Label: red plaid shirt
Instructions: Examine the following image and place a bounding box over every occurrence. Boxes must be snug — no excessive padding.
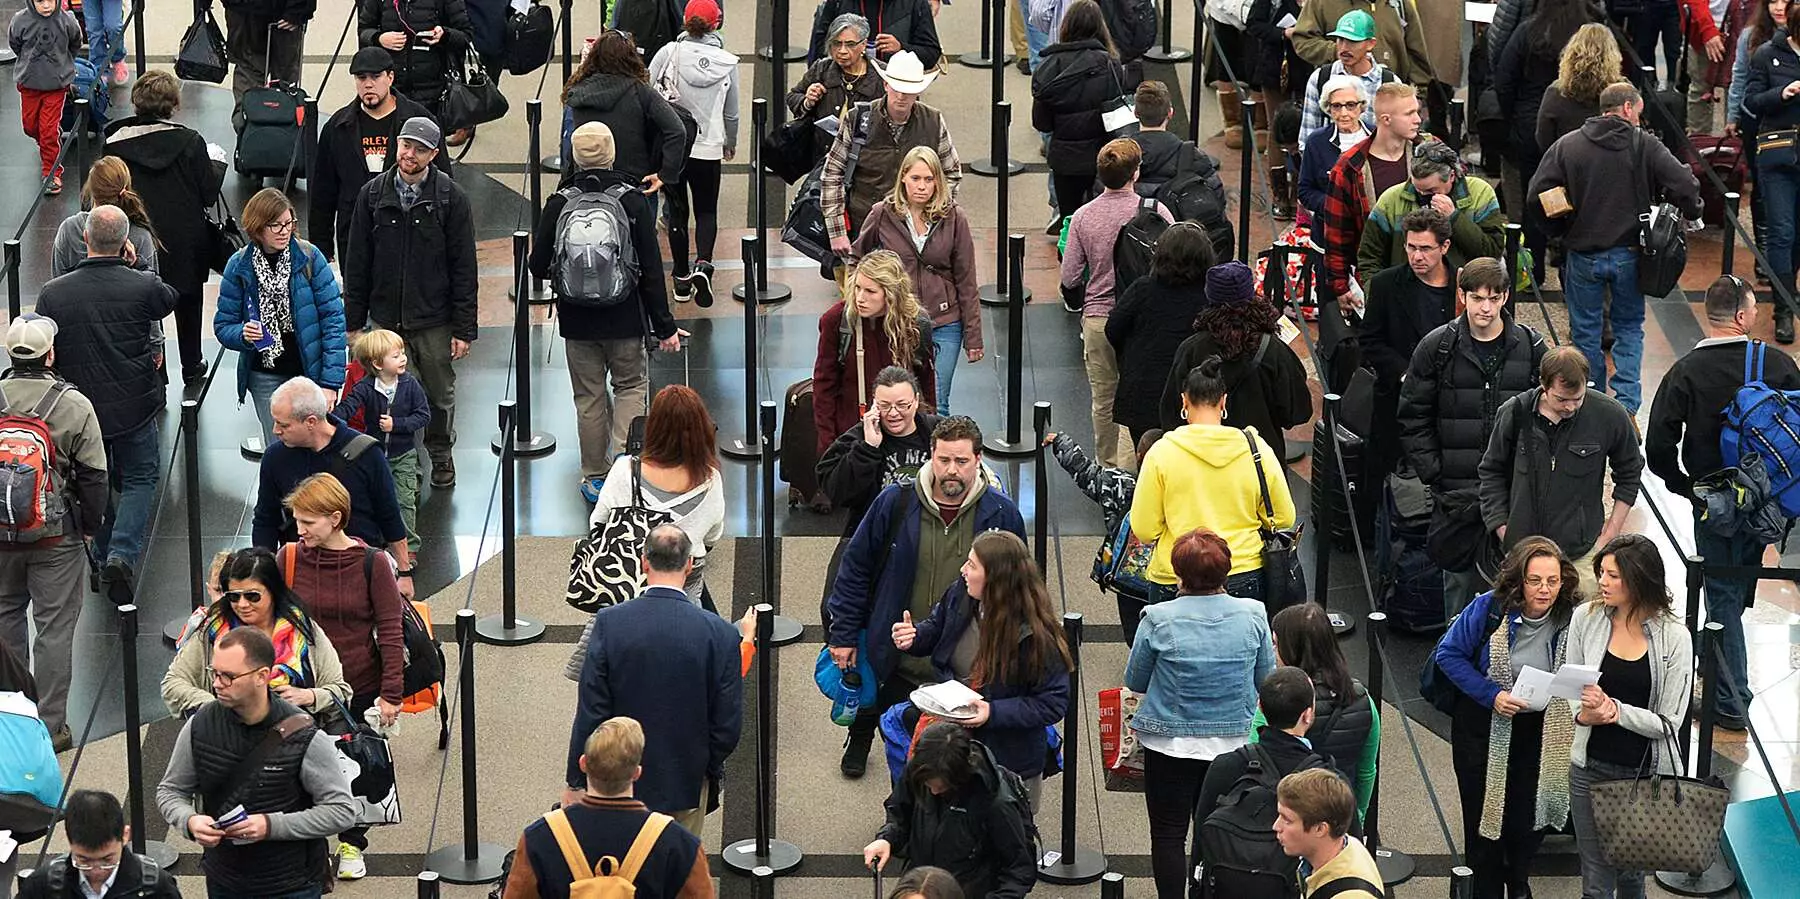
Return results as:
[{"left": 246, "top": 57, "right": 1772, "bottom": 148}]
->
[{"left": 1318, "top": 133, "right": 1427, "bottom": 297}]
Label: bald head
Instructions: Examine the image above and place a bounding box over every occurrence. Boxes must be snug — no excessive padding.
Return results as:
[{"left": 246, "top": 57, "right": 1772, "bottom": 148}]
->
[{"left": 85, "top": 205, "right": 129, "bottom": 257}]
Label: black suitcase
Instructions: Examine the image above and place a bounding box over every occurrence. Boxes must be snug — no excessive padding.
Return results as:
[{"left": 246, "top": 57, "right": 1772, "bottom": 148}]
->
[
  {"left": 1312, "top": 369, "right": 1378, "bottom": 551},
  {"left": 779, "top": 379, "right": 830, "bottom": 511},
  {"left": 1379, "top": 475, "right": 1446, "bottom": 633},
  {"left": 235, "top": 82, "right": 311, "bottom": 180}
]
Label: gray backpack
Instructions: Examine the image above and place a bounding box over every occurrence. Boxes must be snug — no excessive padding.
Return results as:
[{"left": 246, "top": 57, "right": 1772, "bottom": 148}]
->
[{"left": 552, "top": 182, "right": 639, "bottom": 307}]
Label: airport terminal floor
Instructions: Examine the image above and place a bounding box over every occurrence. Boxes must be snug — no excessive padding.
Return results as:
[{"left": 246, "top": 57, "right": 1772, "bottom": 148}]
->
[{"left": 0, "top": 1, "right": 1795, "bottom": 896}]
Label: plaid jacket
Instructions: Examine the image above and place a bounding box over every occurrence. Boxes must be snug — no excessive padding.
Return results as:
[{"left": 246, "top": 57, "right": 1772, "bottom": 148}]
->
[
  {"left": 819, "top": 99, "right": 962, "bottom": 243},
  {"left": 1319, "top": 133, "right": 1426, "bottom": 297}
]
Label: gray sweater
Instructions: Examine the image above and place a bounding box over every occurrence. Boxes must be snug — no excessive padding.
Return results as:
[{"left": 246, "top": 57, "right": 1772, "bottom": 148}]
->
[
  {"left": 1565, "top": 601, "right": 1693, "bottom": 773},
  {"left": 6, "top": 6, "right": 80, "bottom": 92},
  {"left": 156, "top": 712, "right": 358, "bottom": 842}
]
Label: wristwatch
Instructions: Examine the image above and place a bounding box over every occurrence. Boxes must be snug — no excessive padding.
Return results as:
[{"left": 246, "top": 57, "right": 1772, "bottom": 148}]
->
[{"left": 396, "top": 567, "right": 416, "bottom": 578}]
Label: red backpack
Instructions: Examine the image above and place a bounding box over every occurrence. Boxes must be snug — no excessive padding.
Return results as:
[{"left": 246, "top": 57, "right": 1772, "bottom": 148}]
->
[{"left": 0, "top": 382, "right": 72, "bottom": 548}]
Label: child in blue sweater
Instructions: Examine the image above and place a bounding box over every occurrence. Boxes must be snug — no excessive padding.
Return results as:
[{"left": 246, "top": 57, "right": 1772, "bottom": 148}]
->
[{"left": 336, "top": 329, "right": 430, "bottom": 551}]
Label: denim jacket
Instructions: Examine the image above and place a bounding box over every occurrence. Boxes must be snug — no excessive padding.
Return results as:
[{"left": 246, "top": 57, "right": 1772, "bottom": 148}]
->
[{"left": 1122, "top": 592, "right": 1274, "bottom": 737}]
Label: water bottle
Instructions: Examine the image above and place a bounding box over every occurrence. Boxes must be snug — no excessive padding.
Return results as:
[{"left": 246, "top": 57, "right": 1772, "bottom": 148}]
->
[{"left": 832, "top": 668, "right": 863, "bottom": 726}]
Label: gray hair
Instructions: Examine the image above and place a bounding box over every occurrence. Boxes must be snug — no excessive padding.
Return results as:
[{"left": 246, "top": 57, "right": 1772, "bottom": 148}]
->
[
  {"left": 1409, "top": 139, "right": 1460, "bottom": 182},
  {"left": 85, "top": 205, "right": 130, "bottom": 255},
  {"left": 1318, "top": 75, "right": 1366, "bottom": 111},
  {"left": 828, "top": 13, "right": 871, "bottom": 45},
  {"left": 642, "top": 524, "right": 693, "bottom": 574},
  {"left": 271, "top": 376, "right": 330, "bottom": 422}
]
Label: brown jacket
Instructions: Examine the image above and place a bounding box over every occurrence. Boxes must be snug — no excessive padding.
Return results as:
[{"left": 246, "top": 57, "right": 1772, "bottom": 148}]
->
[{"left": 851, "top": 202, "right": 983, "bottom": 352}]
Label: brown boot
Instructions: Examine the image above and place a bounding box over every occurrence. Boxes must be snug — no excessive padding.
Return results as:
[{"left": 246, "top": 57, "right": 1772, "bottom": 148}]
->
[
  {"left": 1220, "top": 88, "right": 1243, "bottom": 150},
  {"left": 1251, "top": 93, "right": 1270, "bottom": 152},
  {"left": 1270, "top": 163, "right": 1295, "bottom": 221}
]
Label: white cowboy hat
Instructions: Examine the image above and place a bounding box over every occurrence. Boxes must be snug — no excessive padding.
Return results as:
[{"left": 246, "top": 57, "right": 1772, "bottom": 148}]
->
[{"left": 875, "top": 51, "right": 939, "bottom": 94}]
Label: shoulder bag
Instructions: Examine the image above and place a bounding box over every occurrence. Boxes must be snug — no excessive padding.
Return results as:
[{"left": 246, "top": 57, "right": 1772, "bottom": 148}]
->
[
  {"left": 1587, "top": 716, "right": 1729, "bottom": 873},
  {"left": 565, "top": 459, "right": 685, "bottom": 615},
  {"left": 1245, "top": 429, "right": 1307, "bottom": 614},
  {"left": 439, "top": 52, "right": 510, "bottom": 134},
  {"left": 1632, "top": 130, "right": 1689, "bottom": 298},
  {"left": 176, "top": 6, "right": 229, "bottom": 84}
]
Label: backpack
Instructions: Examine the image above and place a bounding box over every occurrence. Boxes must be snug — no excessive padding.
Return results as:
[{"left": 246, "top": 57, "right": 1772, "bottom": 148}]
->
[
  {"left": 1112, "top": 197, "right": 1168, "bottom": 299},
  {"left": 552, "top": 183, "right": 641, "bottom": 308},
  {"left": 1631, "top": 132, "right": 1688, "bottom": 298},
  {"left": 0, "top": 381, "right": 73, "bottom": 548},
  {"left": 1420, "top": 598, "right": 1505, "bottom": 714},
  {"left": 1145, "top": 147, "right": 1233, "bottom": 260},
  {"left": 1722, "top": 340, "right": 1800, "bottom": 518},
  {"left": 543, "top": 807, "right": 673, "bottom": 898},
  {"left": 0, "top": 690, "right": 62, "bottom": 811},
  {"left": 502, "top": 0, "right": 555, "bottom": 75},
  {"left": 1092, "top": 510, "right": 1154, "bottom": 600},
  {"left": 44, "top": 854, "right": 166, "bottom": 896},
  {"left": 1196, "top": 744, "right": 1327, "bottom": 899},
  {"left": 1102, "top": 0, "right": 1158, "bottom": 61},
  {"left": 63, "top": 55, "right": 109, "bottom": 135}
]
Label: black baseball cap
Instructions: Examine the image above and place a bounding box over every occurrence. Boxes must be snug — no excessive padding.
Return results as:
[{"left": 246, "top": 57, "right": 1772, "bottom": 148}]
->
[{"left": 349, "top": 47, "right": 395, "bottom": 76}]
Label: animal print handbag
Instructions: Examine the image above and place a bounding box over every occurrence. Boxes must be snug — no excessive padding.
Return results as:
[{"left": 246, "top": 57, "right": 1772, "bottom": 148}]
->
[{"left": 564, "top": 458, "right": 677, "bottom": 614}]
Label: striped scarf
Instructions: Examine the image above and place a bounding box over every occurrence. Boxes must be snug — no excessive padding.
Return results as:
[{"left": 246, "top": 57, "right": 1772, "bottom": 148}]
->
[
  {"left": 202, "top": 614, "right": 315, "bottom": 689},
  {"left": 1479, "top": 614, "right": 1574, "bottom": 840}
]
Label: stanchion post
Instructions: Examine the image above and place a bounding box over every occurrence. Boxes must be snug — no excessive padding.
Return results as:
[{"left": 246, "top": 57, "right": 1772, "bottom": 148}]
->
[
  {"left": 979, "top": 101, "right": 1030, "bottom": 305},
  {"left": 477, "top": 401, "right": 545, "bottom": 645},
  {"left": 1450, "top": 866, "right": 1474, "bottom": 899},
  {"left": 117, "top": 604, "right": 179, "bottom": 869},
  {"left": 73, "top": 98, "right": 90, "bottom": 179},
  {"left": 1144, "top": 0, "right": 1191, "bottom": 61},
  {"left": 1504, "top": 223, "right": 1523, "bottom": 289},
  {"left": 417, "top": 871, "right": 441, "bottom": 898},
  {"left": 1039, "top": 612, "right": 1107, "bottom": 883},
  {"left": 752, "top": 866, "right": 775, "bottom": 898},
  {"left": 984, "top": 235, "right": 1035, "bottom": 457},
  {"left": 1313, "top": 394, "right": 1338, "bottom": 610},
  {"left": 1723, "top": 191, "right": 1740, "bottom": 276},
  {"left": 1188, "top": 4, "right": 1204, "bottom": 143},
  {"left": 1033, "top": 402, "right": 1052, "bottom": 570},
  {"left": 133, "top": 4, "right": 145, "bottom": 76},
  {"left": 301, "top": 96, "right": 319, "bottom": 187},
  {"left": 1237, "top": 97, "right": 1254, "bottom": 262},
  {"left": 516, "top": 100, "right": 554, "bottom": 304},
  {"left": 5, "top": 239, "right": 20, "bottom": 325},
  {"left": 424, "top": 610, "right": 508, "bottom": 883},
  {"left": 759, "top": 401, "right": 803, "bottom": 645},
  {"left": 971, "top": 0, "right": 1022, "bottom": 176},
  {"left": 958, "top": 0, "right": 1010, "bottom": 68},
  {"left": 491, "top": 232, "right": 557, "bottom": 456},
  {"left": 723, "top": 602, "right": 804, "bottom": 874},
  {"left": 722, "top": 235, "right": 764, "bottom": 460},
  {"left": 541, "top": 0, "right": 575, "bottom": 171},
  {"left": 1363, "top": 612, "right": 1416, "bottom": 886},
  {"left": 734, "top": 100, "right": 793, "bottom": 304},
  {"left": 1100, "top": 872, "right": 1127, "bottom": 898},
  {"left": 757, "top": 0, "right": 805, "bottom": 63},
  {"left": 166, "top": 398, "right": 203, "bottom": 645},
  {"left": 1448, "top": 97, "right": 1466, "bottom": 153}
]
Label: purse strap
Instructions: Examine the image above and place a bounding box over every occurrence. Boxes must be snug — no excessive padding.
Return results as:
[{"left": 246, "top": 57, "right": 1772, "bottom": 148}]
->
[{"left": 1243, "top": 429, "right": 1276, "bottom": 533}]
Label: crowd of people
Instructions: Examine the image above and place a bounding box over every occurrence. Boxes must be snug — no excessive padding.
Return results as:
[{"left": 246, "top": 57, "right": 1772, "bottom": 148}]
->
[{"left": 0, "top": 0, "right": 1790, "bottom": 897}]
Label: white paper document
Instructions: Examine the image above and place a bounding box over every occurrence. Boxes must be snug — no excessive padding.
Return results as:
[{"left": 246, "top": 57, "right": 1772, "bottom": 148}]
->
[
  {"left": 912, "top": 680, "right": 984, "bottom": 719},
  {"left": 1276, "top": 13, "right": 1298, "bottom": 29},
  {"left": 1509, "top": 664, "right": 1601, "bottom": 711},
  {"left": 1511, "top": 666, "right": 1555, "bottom": 710},
  {"left": 1466, "top": 3, "right": 1498, "bottom": 24},
  {"left": 1549, "top": 663, "right": 1602, "bottom": 700}
]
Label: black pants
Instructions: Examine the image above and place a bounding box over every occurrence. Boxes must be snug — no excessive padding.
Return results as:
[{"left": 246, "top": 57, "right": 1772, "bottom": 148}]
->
[
  {"left": 1143, "top": 747, "right": 1211, "bottom": 899},
  {"left": 1053, "top": 172, "right": 1097, "bottom": 224},
  {"left": 847, "top": 671, "right": 920, "bottom": 743},
  {"left": 667, "top": 157, "right": 723, "bottom": 278},
  {"left": 1451, "top": 695, "right": 1549, "bottom": 899},
  {"left": 176, "top": 289, "right": 204, "bottom": 372},
  {"left": 339, "top": 692, "right": 381, "bottom": 850}
]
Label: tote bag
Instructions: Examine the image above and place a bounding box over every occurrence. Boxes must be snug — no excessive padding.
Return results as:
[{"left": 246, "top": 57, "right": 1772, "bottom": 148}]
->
[{"left": 1588, "top": 718, "right": 1730, "bottom": 873}]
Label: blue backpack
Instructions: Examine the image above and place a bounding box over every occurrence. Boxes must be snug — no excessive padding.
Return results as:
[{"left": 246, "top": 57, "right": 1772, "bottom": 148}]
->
[
  {"left": 1091, "top": 512, "right": 1154, "bottom": 601},
  {"left": 1721, "top": 340, "right": 1800, "bottom": 518},
  {"left": 62, "top": 56, "right": 109, "bottom": 135},
  {"left": 0, "top": 692, "right": 62, "bottom": 809}
]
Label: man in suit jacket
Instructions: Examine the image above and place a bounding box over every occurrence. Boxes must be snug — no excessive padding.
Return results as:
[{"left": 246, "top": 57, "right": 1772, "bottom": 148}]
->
[{"left": 564, "top": 525, "right": 744, "bottom": 835}]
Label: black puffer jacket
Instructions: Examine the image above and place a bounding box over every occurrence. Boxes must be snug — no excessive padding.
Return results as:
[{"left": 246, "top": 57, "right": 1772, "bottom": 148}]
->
[
  {"left": 309, "top": 91, "right": 441, "bottom": 261},
  {"left": 1397, "top": 317, "right": 1546, "bottom": 492},
  {"left": 878, "top": 742, "right": 1039, "bottom": 899},
  {"left": 1105, "top": 276, "right": 1204, "bottom": 435},
  {"left": 565, "top": 72, "right": 689, "bottom": 187},
  {"left": 221, "top": 0, "right": 316, "bottom": 23},
  {"left": 342, "top": 166, "right": 479, "bottom": 340},
  {"left": 1031, "top": 39, "right": 1128, "bottom": 177},
  {"left": 101, "top": 116, "right": 222, "bottom": 297},
  {"left": 34, "top": 258, "right": 179, "bottom": 438},
  {"left": 357, "top": 0, "right": 473, "bottom": 104}
]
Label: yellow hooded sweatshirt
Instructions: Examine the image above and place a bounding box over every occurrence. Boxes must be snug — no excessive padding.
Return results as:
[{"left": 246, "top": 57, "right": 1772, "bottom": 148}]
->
[{"left": 1129, "top": 423, "right": 1296, "bottom": 582}]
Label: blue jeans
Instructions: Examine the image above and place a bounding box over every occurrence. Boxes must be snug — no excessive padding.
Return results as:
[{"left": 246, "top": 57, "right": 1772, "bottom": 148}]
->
[
  {"left": 83, "top": 0, "right": 125, "bottom": 67},
  {"left": 1693, "top": 509, "right": 1760, "bottom": 719},
  {"left": 1562, "top": 247, "right": 1646, "bottom": 413},
  {"left": 1020, "top": 0, "right": 1050, "bottom": 71},
  {"left": 932, "top": 321, "right": 962, "bottom": 413},
  {"left": 98, "top": 419, "right": 160, "bottom": 570},
  {"left": 1570, "top": 758, "right": 1652, "bottom": 899},
  {"left": 1757, "top": 160, "right": 1800, "bottom": 301},
  {"left": 245, "top": 368, "right": 286, "bottom": 446}
]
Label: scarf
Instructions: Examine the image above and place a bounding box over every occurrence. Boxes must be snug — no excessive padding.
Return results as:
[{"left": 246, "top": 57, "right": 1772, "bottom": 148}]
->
[
  {"left": 250, "top": 246, "right": 296, "bottom": 369},
  {"left": 199, "top": 614, "right": 315, "bottom": 689},
  {"left": 1479, "top": 611, "right": 1573, "bottom": 840}
]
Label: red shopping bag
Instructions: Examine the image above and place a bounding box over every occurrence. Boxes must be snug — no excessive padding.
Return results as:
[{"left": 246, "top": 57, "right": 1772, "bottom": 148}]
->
[{"left": 1098, "top": 687, "right": 1144, "bottom": 792}]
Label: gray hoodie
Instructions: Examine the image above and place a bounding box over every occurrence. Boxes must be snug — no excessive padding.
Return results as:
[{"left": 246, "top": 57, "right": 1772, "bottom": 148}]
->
[
  {"left": 647, "top": 32, "right": 740, "bottom": 161},
  {"left": 7, "top": 4, "right": 80, "bottom": 92}
]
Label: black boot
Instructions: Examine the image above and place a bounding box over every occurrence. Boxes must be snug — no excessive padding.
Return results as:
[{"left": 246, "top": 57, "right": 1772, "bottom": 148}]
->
[
  {"left": 1777, "top": 311, "right": 1794, "bottom": 344},
  {"left": 840, "top": 730, "right": 873, "bottom": 778}
]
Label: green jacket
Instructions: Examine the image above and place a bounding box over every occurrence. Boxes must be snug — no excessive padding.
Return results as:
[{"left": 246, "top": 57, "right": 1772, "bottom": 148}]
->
[{"left": 1357, "top": 174, "right": 1506, "bottom": 284}]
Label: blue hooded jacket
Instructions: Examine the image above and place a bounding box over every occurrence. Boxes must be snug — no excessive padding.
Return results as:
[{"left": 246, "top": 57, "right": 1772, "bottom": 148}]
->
[
  {"left": 1432, "top": 589, "right": 1570, "bottom": 710},
  {"left": 214, "top": 237, "right": 348, "bottom": 401}
]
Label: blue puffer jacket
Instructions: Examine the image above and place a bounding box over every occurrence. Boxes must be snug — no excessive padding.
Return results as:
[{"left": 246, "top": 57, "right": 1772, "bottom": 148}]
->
[
  {"left": 905, "top": 584, "right": 1070, "bottom": 778},
  {"left": 214, "top": 238, "right": 348, "bottom": 402},
  {"left": 827, "top": 480, "right": 1027, "bottom": 682},
  {"left": 1432, "top": 589, "right": 1570, "bottom": 710}
]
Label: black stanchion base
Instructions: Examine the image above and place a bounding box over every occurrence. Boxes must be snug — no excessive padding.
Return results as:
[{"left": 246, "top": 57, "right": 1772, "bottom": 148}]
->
[
  {"left": 163, "top": 616, "right": 191, "bottom": 646},
  {"left": 756, "top": 44, "right": 807, "bottom": 62},
  {"left": 768, "top": 615, "right": 804, "bottom": 646},
  {"left": 1143, "top": 46, "right": 1193, "bottom": 62},
  {"left": 720, "top": 433, "right": 763, "bottom": 460},
  {"left": 139, "top": 840, "right": 179, "bottom": 871},
  {"left": 539, "top": 155, "right": 563, "bottom": 174},
  {"left": 732, "top": 282, "right": 795, "bottom": 305},
  {"left": 978, "top": 283, "right": 1034, "bottom": 307},
  {"left": 1283, "top": 438, "right": 1310, "bottom": 464},
  {"left": 721, "top": 838, "right": 804, "bottom": 875},
  {"left": 958, "top": 51, "right": 1016, "bottom": 69},
  {"left": 983, "top": 435, "right": 1038, "bottom": 458},
  {"left": 423, "top": 843, "right": 509, "bottom": 885},
  {"left": 1373, "top": 847, "right": 1416, "bottom": 887},
  {"left": 474, "top": 614, "right": 547, "bottom": 646},
  {"left": 509, "top": 281, "right": 557, "bottom": 307},
  {"left": 969, "top": 157, "right": 1026, "bottom": 177},
  {"left": 489, "top": 430, "right": 557, "bottom": 457},
  {"left": 240, "top": 436, "right": 265, "bottom": 460},
  {"left": 1655, "top": 862, "right": 1737, "bottom": 896},
  {"left": 1036, "top": 845, "right": 1106, "bottom": 884},
  {"left": 1328, "top": 612, "right": 1355, "bottom": 637}
]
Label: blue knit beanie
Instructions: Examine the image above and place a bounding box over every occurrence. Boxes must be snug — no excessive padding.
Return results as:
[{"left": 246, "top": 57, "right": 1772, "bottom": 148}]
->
[{"left": 1204, "top": 261, "right": 1255, "bottom": 305}]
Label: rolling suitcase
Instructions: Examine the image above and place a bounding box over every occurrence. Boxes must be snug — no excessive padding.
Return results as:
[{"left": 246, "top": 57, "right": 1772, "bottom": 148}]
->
[
  {"left": 1379, "top": 473, "right": 1446, "bottom": 632},
  {"left": 779, "top": 379, "right": 830, "bottom": 511}
]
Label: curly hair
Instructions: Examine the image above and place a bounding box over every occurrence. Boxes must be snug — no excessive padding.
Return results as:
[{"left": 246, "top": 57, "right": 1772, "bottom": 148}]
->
[
  {"left": 1490, "top": 535, "right": 1583, "bottom": 614},
  {"left": 1557, "top": 23, "right": 1623, "bottom": 107},
  {"left": 846, "top": 250, "right": 924, "bottom": 364},
  {"left": 1192, "top": 296, "right": 1281, "bottom": 360}
]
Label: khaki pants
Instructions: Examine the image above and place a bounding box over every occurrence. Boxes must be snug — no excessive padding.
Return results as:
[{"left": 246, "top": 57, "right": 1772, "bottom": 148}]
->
[
  {"left": 1080, "top": 316, "right": 1133, "bottom": 471},
  {"left": 1009, "top": 0, "right": 1027, "bottom": 56},
  {"left": 1687, "top": 50, "right": 1721, "bottom": 135},
  {"left": 566, "top": 337, "right": 650, "bottom": 479}
]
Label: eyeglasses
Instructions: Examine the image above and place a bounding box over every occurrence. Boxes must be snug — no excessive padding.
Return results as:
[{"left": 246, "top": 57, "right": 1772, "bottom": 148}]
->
[
  {"left": 207, "top": 666, "right": 267, "bottom": 686},
  {"left": 1325, "top": 101, "right": 1365, "bottom": 111},
  {"left": 223, "top": 589, "right": 267, "bottom": 605},
  {"left": 69, "top": 856, "right": 121, "bottom": 872},
  {"left": 267, "top": 219, "right": 297, "bottom": 234},
  {"left": 874, "top": 400, "right": 916, "bottom": 416},
  {"left": 1523, "top": 576, "right": 1562, "bottom": 589},
  {"left": 830, "top": 39, "right": 864, "bottom": 49}
]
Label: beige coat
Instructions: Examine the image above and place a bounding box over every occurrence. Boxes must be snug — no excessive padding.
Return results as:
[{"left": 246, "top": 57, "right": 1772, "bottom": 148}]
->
[{"left": 161, "top": 617, "right": 353, "bottom": 719}]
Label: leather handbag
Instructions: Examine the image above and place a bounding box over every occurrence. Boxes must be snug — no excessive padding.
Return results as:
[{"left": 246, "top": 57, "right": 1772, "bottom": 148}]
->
[
  {"left": 206, "top": 197, "right": 247, "bottom": 276},
  {"left": 176, "top": 8, "right": 229, "bottom": 84},
  {"left": 1245, "top": 429, "right": 1306, "bottom": 614},
  {"left": 439, "top": 53, "right": 509, "bottom": 133},
  {"left": 1588, "top": 718, "right": 1730, "bottom": 873}
]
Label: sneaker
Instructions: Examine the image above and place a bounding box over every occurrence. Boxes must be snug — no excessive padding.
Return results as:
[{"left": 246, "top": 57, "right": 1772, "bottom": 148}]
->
[
  {"left": 691, "top": 261, "right": 715, "bottom": 308},
  {"left": 430, "top": 455, "right": 456, "bottom": 488},
  {"left": 673, "top": 274, "right": 694, "bottom": 303},
  {"left": 100, "top": 558, "right": 134, "bottom": 607},
  {"left": 579, "top": 476, "right": 605, "bottom": 504},
  {"left": 182, "top": 363, "right": 209, "bottom": 387},
  {"left": 44, "top": 176, "right": 60, "bottom": 196},
  {"left": 50, "top": 725, "right": 71, "bottom": 753},
  {"left": 337, "top": 845, "right": 367, "bottom": 880},
  {"left": 1043, "top": 212, "right": 1063, "bottom": 236},
  {"left": 840, "top": 731, "right": 873, "bottom": 779},
  {"left": 111, "top": 61, "right": 128, "bottom": 85}
]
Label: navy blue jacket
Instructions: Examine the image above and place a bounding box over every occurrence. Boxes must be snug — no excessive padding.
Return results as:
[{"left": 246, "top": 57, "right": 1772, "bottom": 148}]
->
[
  {"left": 1432, "top": 590, "right": 1569, "bottom": 710},
  {"left": 334, "top": 373, "right": 431, "bottom": 458},
  {"left": 565, "top": 585, "right": 744, "bottom": 814},
  {"left": 906, "top": 585, "right": 1070, "bottom": 778},
  {"left": 1299, "top": 126, "right": 1349, "bottom": 215},
  {"left": 827, "top": 482, "right": 1027, "bottom": 681},
  {"left": 251, "top": 415, "right": 407, "bottom": 549}
]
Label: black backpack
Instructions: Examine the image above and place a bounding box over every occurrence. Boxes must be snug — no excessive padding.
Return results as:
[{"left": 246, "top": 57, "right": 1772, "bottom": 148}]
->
[
  {"left": 1146, "top": 147, "right": 1234, "bottom": 260},
  {"left": 1197, "top": 744, "right": 1329, "bottom": 899},
  {"left": 1112, "top": 197, "right": 1169, "bottom": 298},
  {"left": 1631, "top": 130, "right": 1688, "bottom": 298},
  {"left": 503, "top": 0, "right": 555, "bottom": 75},
  {"left": 1102, "top": 0, "right": 1158, "bottom": 62}
]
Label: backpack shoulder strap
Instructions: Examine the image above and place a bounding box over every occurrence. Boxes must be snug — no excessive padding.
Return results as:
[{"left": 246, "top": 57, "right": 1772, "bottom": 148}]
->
[
  {"left": 279, "top": 543, "right": 298, "bottom": 587},
  {"left": 1432, "top": 321, "right": 1459, "bottom": 377},
  {"left": 340, "top": 433, "right": 380, "bottom": 463},
  {"left": 26, "top": 380, "right": 72, "bottom": 421},
  {"left": 363, "top": 545, "right": 377, "bottom": 591},
  {"left": 543, "top": 808, "right": 596, "bottom": 880},
  {"left": 617, "top": 812, "right": 674, "bottom": 883},
  {"left": 1310, "top": 875, "right": 1386, "bottom": 899},
  {"left": 1747, "top": 339, "right": 1765, "bottom": 385}
]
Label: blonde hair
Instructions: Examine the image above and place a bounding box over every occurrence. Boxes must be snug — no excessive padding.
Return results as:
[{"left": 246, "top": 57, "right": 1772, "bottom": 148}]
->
[
  {"left": 886, "top": 146, "right": 952, "bottom": 223},
  {"left": 353, "top": 329, "right": 407, "bottom": 370},
  {"left": 583, "top": 717, "right": 645, "bottom": 795},
  {"left": 846, "top": 251, "right": 923, "bottom": 365},
  {"left": 1557, "top": 23, "right": 1623, "bottom": 107},
  {"left": 240, "top": 188, "right": 294, "bottom": 241},
  {"left": 283, "top": 473, "right": 353, "bottom": 531}
]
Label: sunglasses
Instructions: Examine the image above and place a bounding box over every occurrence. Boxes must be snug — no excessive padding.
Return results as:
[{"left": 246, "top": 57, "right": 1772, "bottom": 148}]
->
[{"left": 223, "top": 589, "right": 267, "bottom": 605}]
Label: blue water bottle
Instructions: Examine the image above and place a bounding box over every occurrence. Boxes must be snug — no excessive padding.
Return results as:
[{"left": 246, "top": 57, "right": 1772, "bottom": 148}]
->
[{"left": 832, "top": 668, "right": 863, "bottom": 726}]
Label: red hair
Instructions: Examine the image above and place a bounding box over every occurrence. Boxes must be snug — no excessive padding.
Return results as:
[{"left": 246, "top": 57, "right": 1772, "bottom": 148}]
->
[
  {"left": 641, "top": 385, "right": 719, "bottom": 486},
  {"left": 1171, "top": 528, "right": 1232, "bottom": 594}
]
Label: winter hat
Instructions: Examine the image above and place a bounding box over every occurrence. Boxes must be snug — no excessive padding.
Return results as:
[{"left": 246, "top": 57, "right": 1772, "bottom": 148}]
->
[
  {"left": 683, "top": 0, "right": 722, "bottom": 28},
  {"left": 571, "top": 122, "right": 616, "bottom": 170},
  {"left": 1205, "top": 261, "right": 1256, "bottom": 305}
]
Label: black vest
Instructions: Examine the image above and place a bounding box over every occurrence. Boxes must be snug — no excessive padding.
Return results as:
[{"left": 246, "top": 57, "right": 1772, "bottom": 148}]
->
[
  {"left": 1305, "top": 681, "right": 1376, "bottom": 786},
  {"left": 188, "top": 695, "right": 325, "bottom": 894}
]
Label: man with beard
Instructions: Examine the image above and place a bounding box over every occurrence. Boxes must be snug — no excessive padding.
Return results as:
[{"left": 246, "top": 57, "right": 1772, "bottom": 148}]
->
[
  {"left": 311, "top": 47, "right": 442, "bottom": 262},
  {"left": 824, "top": 416, "right": 1025, "bottom": 778},
  {"left": 345, "top": 116, "right": 477, "bottom": 489}
]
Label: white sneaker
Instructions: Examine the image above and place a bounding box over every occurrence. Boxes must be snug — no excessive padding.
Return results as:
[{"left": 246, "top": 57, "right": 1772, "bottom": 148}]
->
[{"left": 337, "top": 844, "right": 367, "bottom": 880}]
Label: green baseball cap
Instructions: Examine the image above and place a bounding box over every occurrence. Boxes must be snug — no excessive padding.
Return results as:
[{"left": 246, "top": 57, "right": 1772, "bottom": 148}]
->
[{"left": 1328, "top": 10, "right": 1377, "bottom": 42}]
